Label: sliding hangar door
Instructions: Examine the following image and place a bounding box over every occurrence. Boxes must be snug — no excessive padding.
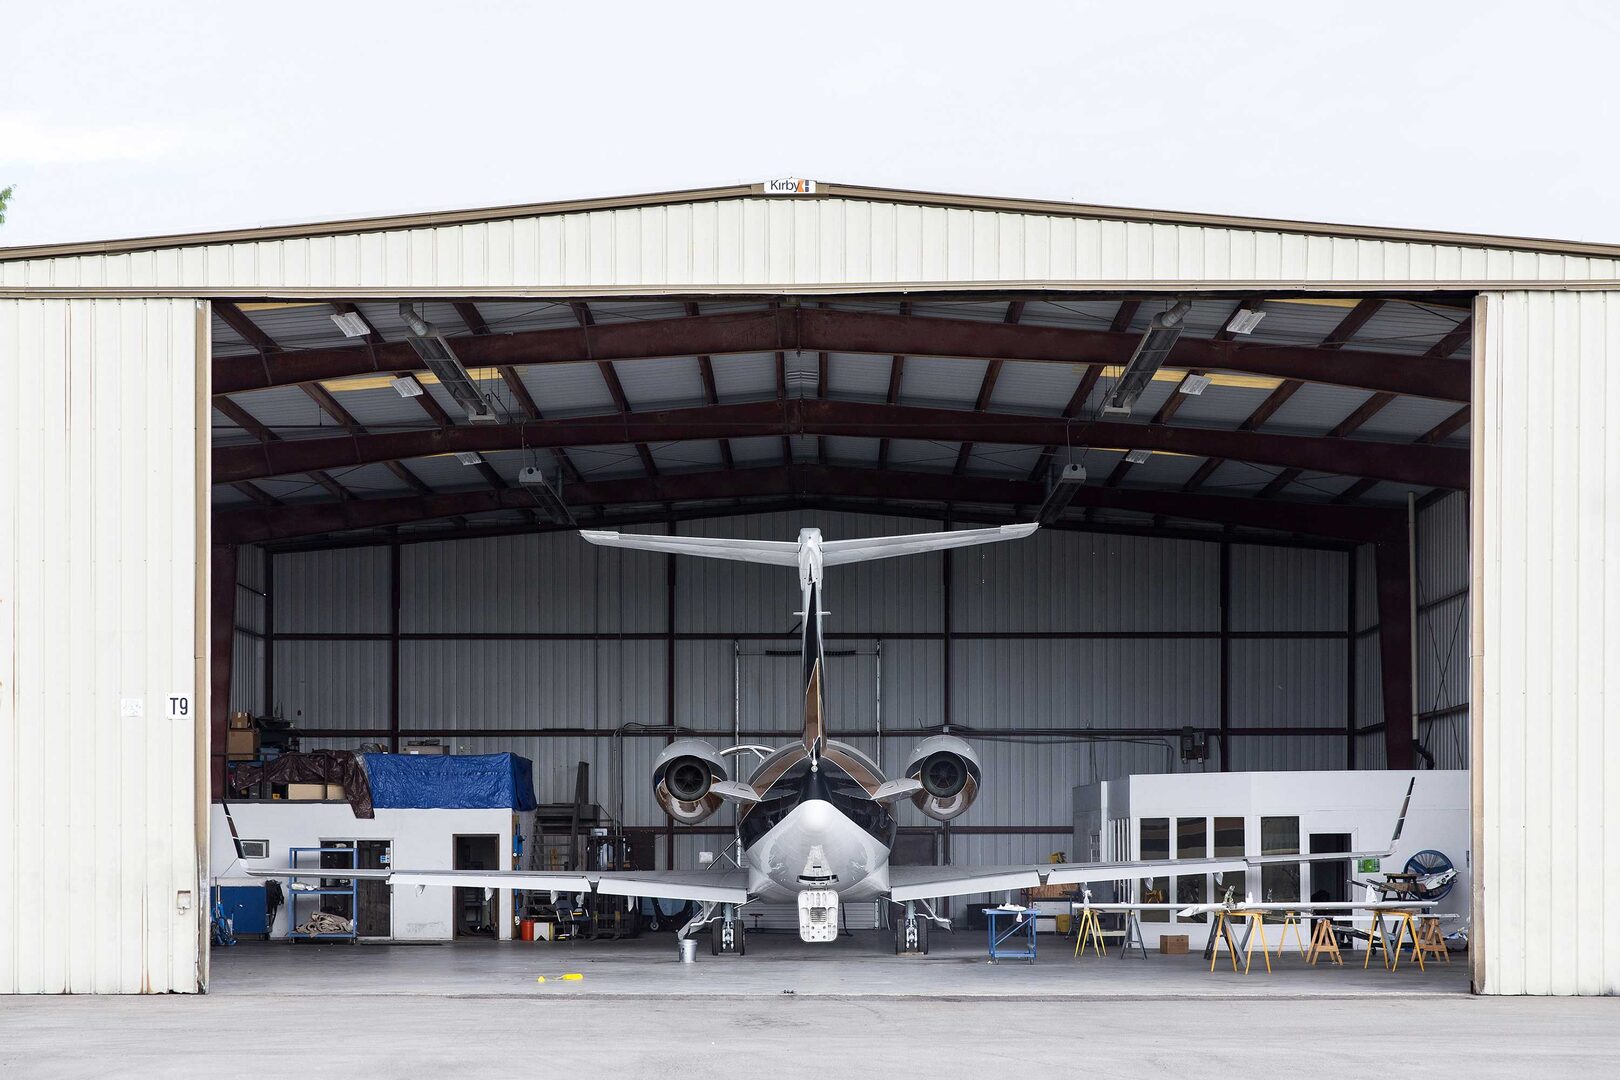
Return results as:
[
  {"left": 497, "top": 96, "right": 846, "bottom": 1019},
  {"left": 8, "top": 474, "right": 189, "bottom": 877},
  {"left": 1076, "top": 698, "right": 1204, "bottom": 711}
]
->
[{"left": 1, "top": 185, "right": 1617, "bottom": 994}]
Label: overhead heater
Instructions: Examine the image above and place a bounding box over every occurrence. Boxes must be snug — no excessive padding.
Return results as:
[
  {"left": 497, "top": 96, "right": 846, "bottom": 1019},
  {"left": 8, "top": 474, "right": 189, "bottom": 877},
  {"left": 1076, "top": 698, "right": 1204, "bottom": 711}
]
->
[
  {"left": 399, "top": 303, "right": 495, "bottom": 423},
  {"left": 1036, "top": 462, "right": 1087, "bottom": 525},
  {"left": 1100, "top": 300, "right": 1192, "bottom": 416}
]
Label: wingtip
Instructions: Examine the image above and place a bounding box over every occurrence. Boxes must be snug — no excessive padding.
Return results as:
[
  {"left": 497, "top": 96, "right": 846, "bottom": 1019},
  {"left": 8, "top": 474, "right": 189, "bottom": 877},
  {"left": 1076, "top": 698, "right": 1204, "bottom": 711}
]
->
[
  {"left": 1002, "top": 522, "right": 1040, "bottom": 536},
  {"left": 578, "top": 529, "right": 620, "bottom": 545}
]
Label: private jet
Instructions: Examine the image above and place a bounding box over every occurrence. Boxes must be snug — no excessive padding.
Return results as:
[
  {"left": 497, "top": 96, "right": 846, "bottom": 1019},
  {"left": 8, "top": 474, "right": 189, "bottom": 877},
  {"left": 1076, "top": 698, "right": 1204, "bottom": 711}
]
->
[{"left": 249, "top": 523, "right": 1413, "bottom": 955}]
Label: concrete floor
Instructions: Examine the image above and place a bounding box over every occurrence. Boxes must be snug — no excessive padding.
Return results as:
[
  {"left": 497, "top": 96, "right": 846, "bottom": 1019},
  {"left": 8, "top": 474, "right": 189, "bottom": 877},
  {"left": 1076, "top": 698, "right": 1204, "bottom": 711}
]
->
[
  {"left": 210, "top": 929, "right": 1473, "bottom": 998},
  {"left": 6, "top": 935, "right": 1617, "bottom": 1079}
]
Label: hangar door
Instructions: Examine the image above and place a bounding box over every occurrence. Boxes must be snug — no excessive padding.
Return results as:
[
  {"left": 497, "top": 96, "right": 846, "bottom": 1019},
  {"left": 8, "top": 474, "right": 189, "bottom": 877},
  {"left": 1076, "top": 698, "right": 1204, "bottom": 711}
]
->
[
  {"left": 0, "top": 298, "right": 207, "bottom": 993},
  {"left": 1477, "top": 290, "right": 1620, "bottom": 995}
]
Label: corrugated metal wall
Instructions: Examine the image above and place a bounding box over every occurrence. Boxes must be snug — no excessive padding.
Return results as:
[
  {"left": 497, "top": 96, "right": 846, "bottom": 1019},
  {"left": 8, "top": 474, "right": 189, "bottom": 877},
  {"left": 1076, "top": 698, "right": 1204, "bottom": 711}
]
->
[
  {"left": 7, "top": 196, "right": 1618, "bottom": 296},
  {"left": 0, "top": 298, "right": 203, "bottom": 993},
  {"left": 264, "top": 513, "right": 1364, "bottom": 866},
  {"left": 1349, "top": 493, "right": 1471, "bottom": 772},
  {"left": 231, "top": 545, "right": 265, "bottom": 715},
  {"left": 1478, "top": 291, "right": 1620, "bottom": 995}
]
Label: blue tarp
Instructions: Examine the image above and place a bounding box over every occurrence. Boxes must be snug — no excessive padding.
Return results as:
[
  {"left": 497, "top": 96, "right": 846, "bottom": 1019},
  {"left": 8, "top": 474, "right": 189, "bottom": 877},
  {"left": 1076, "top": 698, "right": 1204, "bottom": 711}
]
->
[{"left": 362, "top": 753, "right": 537, "bottom": 811}]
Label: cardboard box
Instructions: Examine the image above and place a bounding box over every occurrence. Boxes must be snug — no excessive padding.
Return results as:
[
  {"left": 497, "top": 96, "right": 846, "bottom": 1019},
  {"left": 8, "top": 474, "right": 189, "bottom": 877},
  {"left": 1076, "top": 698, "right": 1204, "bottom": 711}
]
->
[
  {"left": 286, "top": 783, "right": 326, "bottom": 801},
  {"left": 326, "top": 784, "right": 346, "bottom": 801},
  {"left": 226, "top": 729, "right": 259, "bottom": 760},
  {"left": 229, "top": 711, "right": 254, "bottom": 730},
  {"left": 1160, "top": 934, "right": 1190, "bottom": 955}
]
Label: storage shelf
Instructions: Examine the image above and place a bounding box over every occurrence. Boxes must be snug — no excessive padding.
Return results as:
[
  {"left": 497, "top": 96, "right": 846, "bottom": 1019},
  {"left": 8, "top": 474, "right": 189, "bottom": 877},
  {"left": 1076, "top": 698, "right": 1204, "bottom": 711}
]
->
[{"left": 286, "top": 846, "right": 358, "bottom": 942}]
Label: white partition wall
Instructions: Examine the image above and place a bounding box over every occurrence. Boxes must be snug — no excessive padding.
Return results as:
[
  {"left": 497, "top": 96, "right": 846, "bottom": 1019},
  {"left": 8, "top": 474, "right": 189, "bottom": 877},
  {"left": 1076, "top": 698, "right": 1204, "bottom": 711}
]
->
[
  {"left": 1477, "top": 291, "right": 1620, "bottom": 995},
  {"left": 0, "top": 298, "right": 207, "bottom": 993}
]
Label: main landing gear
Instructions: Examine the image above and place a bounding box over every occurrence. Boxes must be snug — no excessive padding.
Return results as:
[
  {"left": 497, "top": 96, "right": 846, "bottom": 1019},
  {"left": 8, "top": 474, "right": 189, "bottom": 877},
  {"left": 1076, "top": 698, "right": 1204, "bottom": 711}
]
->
[{"left": 711, "top": 903, "right": 746, "bottom": 955}]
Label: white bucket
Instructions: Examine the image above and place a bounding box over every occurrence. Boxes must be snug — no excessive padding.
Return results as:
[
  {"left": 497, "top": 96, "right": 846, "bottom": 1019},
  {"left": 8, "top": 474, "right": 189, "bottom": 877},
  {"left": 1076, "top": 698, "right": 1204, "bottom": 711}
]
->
[{"left": 678, "top": 937, "right": 697, "bottom": 963}]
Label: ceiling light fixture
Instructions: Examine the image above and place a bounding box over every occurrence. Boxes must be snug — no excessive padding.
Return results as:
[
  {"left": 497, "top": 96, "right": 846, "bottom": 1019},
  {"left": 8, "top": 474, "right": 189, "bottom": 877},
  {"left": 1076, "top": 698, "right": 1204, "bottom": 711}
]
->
[
  {"left": 455, "top": 452, "right": 483, "bottom": 466},
  {"left": 390, "top": 375, "right": 424, "bottom": 398},
  {"left": 1124, "top": 449, "right": 1152, "bottom": 465},
  {"left": 400, "top": 303, "right": 494, "bottom": 423},
  {"left": 1178, "top": 373, "right": 1211, "bottom": 396},
  {"left": 330, "top": 309, "right": 371, "bottom": 338},
  {"left": 1224, "top": 307, "right": 1267, "bottom": 335},
  {"left": 1101, "top": 300, "right": 1192, "bottom": 416}
]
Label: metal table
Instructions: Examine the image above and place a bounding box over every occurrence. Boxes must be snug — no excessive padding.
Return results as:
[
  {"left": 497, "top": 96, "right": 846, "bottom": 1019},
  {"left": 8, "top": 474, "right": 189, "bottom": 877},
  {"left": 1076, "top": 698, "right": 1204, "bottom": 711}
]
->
[{"left": 984, "top": 907, "right": 1037, "bottom": 962}]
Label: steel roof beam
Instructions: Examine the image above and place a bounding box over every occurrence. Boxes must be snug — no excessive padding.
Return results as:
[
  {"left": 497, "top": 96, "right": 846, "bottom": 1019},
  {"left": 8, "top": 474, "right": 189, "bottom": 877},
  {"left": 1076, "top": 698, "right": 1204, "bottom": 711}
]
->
[
  {"left": 215, "top": 463, "right": 1407, "bottom": 546},
  {"left": 212, "top": 398, "right": 1466, "bottom": 490},
  {"left": 214, "top": 307, "right": 1470, "bottom": 402}
]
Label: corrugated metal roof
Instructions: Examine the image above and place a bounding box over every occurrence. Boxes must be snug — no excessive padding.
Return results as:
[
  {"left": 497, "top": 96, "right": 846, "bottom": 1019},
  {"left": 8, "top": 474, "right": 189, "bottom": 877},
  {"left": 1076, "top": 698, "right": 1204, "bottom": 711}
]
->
[
  {"left": 826, "top": 352, "right": 891, "bottom": 400},
  {"left": 1352, "top": 396, "right": 1462, "bottom": 441},
  {"left": 519, "top": 361, "right": 615, "bottom": 415},
  {"left": 986, "top": 360, "right": 1086, "bottom": 412},
  {"left": 709, "top": 352, "right": 779, "bottom": 400},
  {"left": 899, "top": 356, "right": 988, "bottom": 408},
  {"left": 613, "top": 355, "right": 706, "bottom": 410},
  {"left": 1263, "top": 384, "right": 1376, "bottom": 436}
]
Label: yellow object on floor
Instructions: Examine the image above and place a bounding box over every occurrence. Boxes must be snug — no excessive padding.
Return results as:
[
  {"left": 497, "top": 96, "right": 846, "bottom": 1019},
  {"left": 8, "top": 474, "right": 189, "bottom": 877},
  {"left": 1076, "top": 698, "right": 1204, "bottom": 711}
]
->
[
  {"left": 1073, "top": 907, "right": 1108, "bottom": 958},
  {"left": 537, "top": 973, "right": 584, "bottom": 983},
  {"left": 1209, "top": 910, "right": 1271, "bottom": 974},
  {"left": 1278, "top": 911, "right": 1309, "bottom": 959},
  {"left": 1305, "top": 917, "right": 1343, "bottom": 965}
]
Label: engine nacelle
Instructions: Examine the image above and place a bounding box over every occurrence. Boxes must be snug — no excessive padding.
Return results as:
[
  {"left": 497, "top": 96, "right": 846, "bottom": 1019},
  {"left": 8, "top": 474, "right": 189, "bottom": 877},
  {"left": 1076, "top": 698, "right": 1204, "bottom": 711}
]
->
[
  {"left": 652, "top": 739, "right": 730, "bottom": 824},
  {"left": 903, "top": 735, "right": 982, "bottom": 822}
]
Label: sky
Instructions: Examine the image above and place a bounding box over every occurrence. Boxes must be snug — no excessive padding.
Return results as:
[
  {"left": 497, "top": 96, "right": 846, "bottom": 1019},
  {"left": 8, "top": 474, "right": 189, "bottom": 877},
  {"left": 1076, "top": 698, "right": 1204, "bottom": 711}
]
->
[{"left": 1, "top": 0, "right": 1617, "bottom": 247}]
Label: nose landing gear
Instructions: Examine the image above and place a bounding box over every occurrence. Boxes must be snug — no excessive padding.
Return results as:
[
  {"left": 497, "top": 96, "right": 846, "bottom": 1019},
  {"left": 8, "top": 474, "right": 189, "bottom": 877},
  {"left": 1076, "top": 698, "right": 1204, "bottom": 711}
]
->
[{"left": 891, "top": 900, "right": 931, "bottom": 955}]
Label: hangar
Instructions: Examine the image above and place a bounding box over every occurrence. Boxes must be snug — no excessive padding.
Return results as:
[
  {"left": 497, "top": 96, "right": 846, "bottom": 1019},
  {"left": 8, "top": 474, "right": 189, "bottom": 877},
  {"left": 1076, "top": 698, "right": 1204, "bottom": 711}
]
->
[{"left": 0, "top": 180, "right": 1611, "bottom": 995}]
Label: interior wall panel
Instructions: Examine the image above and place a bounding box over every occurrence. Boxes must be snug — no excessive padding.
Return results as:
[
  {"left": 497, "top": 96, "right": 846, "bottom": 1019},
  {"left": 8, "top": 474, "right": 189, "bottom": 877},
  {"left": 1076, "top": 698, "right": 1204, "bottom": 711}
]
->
[{"left": 0, "top": 298, "right": 202, "bottom": 993}]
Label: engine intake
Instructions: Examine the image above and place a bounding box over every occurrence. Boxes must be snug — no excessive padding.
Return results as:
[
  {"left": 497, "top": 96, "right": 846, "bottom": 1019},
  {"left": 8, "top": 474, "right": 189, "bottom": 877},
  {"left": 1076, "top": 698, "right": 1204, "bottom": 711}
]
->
[
  {"left": 903, "top": 735, "right": 981, "bottom": 821},
  {"left": 653, "top": 739, "right": 729, "bottom": 824}
]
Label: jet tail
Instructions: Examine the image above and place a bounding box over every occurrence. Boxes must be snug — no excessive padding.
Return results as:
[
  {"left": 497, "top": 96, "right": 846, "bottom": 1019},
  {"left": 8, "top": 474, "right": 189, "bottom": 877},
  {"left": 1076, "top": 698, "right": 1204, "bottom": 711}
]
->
[
  {"left": 577, "top": 530, "right": 800, "bottom": 566},
  {"left": 578, "top": 523, "right": 1038, "bottom": 569}
]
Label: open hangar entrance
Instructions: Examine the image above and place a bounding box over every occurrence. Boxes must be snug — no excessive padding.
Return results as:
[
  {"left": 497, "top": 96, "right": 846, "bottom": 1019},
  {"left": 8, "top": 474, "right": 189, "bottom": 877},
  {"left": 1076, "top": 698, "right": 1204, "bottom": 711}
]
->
[
  {"left": 204, "top": 288, "right": 1472, "bottom": 973},
  {"left": 1, "top": 183, "right": 1614, "bottom": 995}
]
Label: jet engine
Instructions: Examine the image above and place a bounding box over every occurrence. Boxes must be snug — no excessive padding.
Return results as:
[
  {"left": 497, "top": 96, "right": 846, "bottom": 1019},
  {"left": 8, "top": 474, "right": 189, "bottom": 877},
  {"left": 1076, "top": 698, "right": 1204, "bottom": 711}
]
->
[
  {"left": 903, "top": 735, "right": 982, "bottom": 822},
  {"left": 652, "top": 739, "right": 730, "bottom": 824}
]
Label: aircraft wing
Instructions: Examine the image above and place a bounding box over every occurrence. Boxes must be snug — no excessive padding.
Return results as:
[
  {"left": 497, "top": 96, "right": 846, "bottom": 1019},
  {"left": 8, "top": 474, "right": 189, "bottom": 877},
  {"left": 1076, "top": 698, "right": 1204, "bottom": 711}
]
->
[
  {"left": 887, "top": 857, "right": 1250, "bottom": 902},
  {"left": 888, "top": 850, "right": 1397, "bottom": 903},
  {"left": 245, "top": 863, "right": 748, "bottom": 905}
]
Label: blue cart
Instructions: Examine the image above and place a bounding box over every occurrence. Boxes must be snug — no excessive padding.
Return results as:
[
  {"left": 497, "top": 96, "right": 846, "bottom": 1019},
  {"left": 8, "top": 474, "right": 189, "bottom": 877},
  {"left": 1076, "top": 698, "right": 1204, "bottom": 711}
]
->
[{"left": 984, "top": 906, "right": 1037, "bottom": 962}]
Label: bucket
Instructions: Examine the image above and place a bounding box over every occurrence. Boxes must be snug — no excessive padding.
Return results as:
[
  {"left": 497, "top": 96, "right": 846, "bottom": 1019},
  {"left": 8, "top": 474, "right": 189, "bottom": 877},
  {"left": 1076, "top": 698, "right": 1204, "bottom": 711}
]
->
[
  {"left": 678, "top": 938, "right": 697, "bottom": 964},
  {"left": 519, "top": 919, "right": 535, "bottom": 942}
]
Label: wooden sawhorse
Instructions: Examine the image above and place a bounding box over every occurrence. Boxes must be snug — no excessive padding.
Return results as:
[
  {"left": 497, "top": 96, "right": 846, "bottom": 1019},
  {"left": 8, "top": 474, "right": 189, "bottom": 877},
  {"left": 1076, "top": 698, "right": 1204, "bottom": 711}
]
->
[{"left": 1208, "top": 910, "right": 1272, "bottom": 974}]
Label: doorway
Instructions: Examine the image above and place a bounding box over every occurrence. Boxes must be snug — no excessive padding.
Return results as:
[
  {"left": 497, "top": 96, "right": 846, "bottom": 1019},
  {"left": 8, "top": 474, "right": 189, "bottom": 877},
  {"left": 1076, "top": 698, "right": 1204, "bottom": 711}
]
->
[
  {"left": 1307, "top": 833, "right": 1352, "bottom": 903},
  {"left": 319, "top": 840, "right": 393, "bottom": 937},
  {"left": 454, "top": 834, "right": 500, "bottom": 939}
]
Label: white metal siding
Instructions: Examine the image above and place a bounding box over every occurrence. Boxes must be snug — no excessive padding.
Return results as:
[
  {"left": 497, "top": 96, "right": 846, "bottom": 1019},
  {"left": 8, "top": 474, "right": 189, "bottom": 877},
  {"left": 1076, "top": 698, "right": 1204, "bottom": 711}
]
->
[
  {"left": 0, "top": 298, "right": 202, "bottom": 993},
  {"left": 6, "top": 198, "right": 1618, "bottom": 296},
  {"left": 1478, "top": 290, "right": 1620, "bottom": 995}
]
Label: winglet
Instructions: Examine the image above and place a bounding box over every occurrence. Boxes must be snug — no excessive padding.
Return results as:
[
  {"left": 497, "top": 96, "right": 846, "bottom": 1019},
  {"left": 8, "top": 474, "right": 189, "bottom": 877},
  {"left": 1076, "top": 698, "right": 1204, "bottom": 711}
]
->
[
  {"left": 1385, "top": 776, "right": 1416, "bottom": 854},
  {"left": 221, "top": 797, "right": 247, "bottom": 861}
]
